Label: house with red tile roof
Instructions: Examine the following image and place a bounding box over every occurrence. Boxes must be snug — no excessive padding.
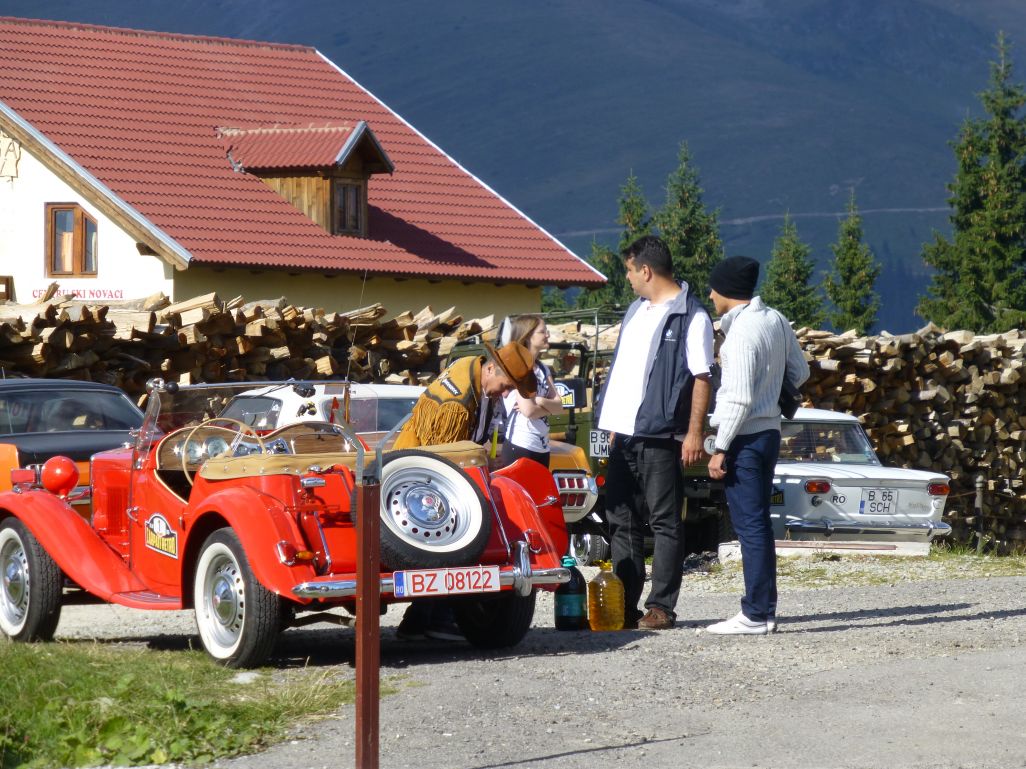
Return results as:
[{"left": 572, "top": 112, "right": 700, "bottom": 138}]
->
[{"left": 0, "top": 16, "right": 604, "bottom": 316}]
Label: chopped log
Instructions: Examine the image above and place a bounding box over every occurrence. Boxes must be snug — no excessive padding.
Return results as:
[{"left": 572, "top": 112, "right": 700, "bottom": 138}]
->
[
  {"left": 142, "top": 292, "right": 170, "bottom": 311},
  {"left": 165, "top": 292, "right": 221, "bottom": 316},
  {"left": 39, "top": 325, "right": 73, "bottom": 350},
  {"left": 316, "top": 355, "right": 341, "bottom": 376},
  {"left": 180, "top": 325, "right": 207, "bottom": 345}
]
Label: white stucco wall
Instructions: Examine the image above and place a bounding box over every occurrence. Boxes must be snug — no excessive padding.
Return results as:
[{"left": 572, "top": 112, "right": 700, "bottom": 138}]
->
[
  {"left": 0, "top": 136, "right": 172, "bottom": 303},
  {"left": 174, "top": 267, "right": 542, "bottom": 323}
]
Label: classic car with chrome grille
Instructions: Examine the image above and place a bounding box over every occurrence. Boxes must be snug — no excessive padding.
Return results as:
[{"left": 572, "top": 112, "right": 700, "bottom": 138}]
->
[{"left": 0, "top": 380, "right": 569, "bottom": 667}]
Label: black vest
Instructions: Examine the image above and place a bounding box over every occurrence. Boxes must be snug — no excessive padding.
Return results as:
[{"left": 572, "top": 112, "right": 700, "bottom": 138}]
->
[{"left": 601, "top": 290, "right": 708, "bottom": 438}]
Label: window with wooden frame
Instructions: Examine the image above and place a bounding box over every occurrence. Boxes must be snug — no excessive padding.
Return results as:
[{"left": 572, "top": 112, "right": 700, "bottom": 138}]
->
[
  {"left": 332, "top": 179, "right": 366, "bottom": 236},
  {"left": 45, "top": 203, "right": 98, "bottom": 277}
]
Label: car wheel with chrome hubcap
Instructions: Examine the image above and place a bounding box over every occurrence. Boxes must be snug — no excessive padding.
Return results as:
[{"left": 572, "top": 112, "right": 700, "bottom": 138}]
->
[
  {"left": 0, "top": 518, "right": 62, "bottom": 641},
  {"left": 194, "top": 528, "right": 280, "bottom": 668}
]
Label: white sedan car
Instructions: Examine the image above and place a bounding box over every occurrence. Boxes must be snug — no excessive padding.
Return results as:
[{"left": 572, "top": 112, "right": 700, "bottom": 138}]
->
[{"left": 771, "top": 408, "right": 951, "bottom": 542}]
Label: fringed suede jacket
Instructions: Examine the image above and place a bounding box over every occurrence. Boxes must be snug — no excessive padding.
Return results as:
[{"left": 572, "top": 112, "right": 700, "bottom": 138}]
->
[{"left": 394, "top": 356, "right": 485, "bottom": 449}]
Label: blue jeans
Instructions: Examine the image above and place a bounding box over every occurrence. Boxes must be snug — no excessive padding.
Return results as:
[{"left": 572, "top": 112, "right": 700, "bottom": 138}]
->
[
  {"left": 724, "top": 429, "right": 780, "bottom": 622},
  {"left": 605, "top": 435, "right": 684, "bottom": 618}
]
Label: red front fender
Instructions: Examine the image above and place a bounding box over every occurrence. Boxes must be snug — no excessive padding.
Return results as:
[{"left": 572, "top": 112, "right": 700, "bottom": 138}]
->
[
  {"left": 488, "top": 461, "right": 569, "bottom": 570},
  {"left": 187, "top": 486, "right": 318, "bottom": 601},
  {"left": 0, "top": 490, "right": 149, "bottom": 599}
]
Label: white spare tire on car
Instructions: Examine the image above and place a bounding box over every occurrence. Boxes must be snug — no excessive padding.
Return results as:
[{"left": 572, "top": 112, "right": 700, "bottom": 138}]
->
[{"left": 379, "top": 450, "right": 492, "bottom": 570}]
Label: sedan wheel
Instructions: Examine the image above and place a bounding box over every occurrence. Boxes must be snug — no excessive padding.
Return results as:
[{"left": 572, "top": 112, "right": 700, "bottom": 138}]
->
[
  {"left": 568, "top": 532, "right": 610, "bottom": 567},
  {"left": 0, "top": 519, "right": 62, "bottom": 641},
  {"left": 194, "top": 529, "right": 280, "bottom": 668}
]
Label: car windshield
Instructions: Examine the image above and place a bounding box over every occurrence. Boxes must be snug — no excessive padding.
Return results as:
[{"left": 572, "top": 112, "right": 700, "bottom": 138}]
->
[
  {"left": 778, "top": 420, "right": 880, "bottom": 465},
  {"left": 218, "top": 396, "right": 283, "bottom": 430},
  {"left": 357, "top": 396, "right": 419, "bottom": 432},
  {"left": 146, "top": 381, "right": 415, "bottom": 436},
  {"left": 0, "top": 389, "right": 143, "bottom": 435},
  {"left": 218, "top": 390, "right": 418, "bottom": 432}
]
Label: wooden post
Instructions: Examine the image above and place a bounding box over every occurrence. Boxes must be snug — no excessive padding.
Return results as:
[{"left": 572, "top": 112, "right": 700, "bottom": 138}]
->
[{"left": 355, "top": 480, "right": 381, "bottom": 769}]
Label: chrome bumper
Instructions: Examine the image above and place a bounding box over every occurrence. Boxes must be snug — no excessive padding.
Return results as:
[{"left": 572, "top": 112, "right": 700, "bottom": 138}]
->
[
  {"left": 292, "top": 541, "right": 570, "bottom": 600},
  {"left": 785, "top": 519, "right": 952, "bottom": 538}
]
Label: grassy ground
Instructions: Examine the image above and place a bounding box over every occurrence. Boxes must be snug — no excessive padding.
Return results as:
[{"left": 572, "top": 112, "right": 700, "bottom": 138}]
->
[{"left": 0, "top": 642, "right": 356, "bottom": 769}]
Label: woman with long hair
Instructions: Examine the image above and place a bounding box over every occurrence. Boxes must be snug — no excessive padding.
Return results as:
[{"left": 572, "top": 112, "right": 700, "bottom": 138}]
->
[{"left": 499, "top": 314, "right": 564, "bottom": 467}]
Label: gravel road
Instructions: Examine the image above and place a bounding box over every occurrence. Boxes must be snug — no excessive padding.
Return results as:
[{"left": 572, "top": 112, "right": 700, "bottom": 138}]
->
[{"left": 58, "top": 555, "right": 1026, "bottom": 769}]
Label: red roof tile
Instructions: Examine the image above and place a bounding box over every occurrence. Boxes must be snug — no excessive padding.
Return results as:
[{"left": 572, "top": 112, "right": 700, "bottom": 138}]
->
[
  {"left": 217, "top": 121, "right": 393, "bottom": 173},
  {"left": 0, "top": 17, "right": 604, "bottom": 287}
]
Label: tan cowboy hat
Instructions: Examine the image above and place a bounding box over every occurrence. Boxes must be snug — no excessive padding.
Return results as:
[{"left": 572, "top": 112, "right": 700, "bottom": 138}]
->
[{"left": 484, "top": 341, "right": 538, "bottom": 398}]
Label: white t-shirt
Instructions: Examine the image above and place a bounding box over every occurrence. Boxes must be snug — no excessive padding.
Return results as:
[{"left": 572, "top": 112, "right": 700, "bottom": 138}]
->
[
  {"left": 598, "top": 298, "right": 713, "bottom": 437},
  {"left": 503, "top": 362, "right": 556, "bottom": 452}
]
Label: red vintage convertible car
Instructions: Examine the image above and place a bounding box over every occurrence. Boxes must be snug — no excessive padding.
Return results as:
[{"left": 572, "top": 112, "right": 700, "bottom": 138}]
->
[{"left": 0, "top": 380, "right": 570, "bottom": 667}]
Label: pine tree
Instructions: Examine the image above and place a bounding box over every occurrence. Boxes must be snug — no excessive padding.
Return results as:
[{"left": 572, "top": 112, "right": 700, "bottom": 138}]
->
[
  {"left": 761, "top": 214, "right": 824, "bottom": 328},
  {"left": 652, "top": 142, "right": 723, "bottom": 299},
  {"left": 919, "top": 33, "right": 1026, "bottom": 332},
  {"left": 579, "top": 173, "right": 652, "bottom": 308},
  {"left": 616, "top": 173, "right": 652, "bottom": 252},
  {"left": 824, "top": 191, "right": 880, "bottom": 334},
  {"left": 577, "top": 241, "right": 624, "bottom": 308},
  {"left": 541, "top": 286, "right": 570, "bottom": 312}
]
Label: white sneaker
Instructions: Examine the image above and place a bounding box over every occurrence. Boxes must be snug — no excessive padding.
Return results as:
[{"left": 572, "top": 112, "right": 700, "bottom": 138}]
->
[
  {"left": 767, "top": 617, "right": 777, "bottom": 633},
  {"left": 706, "top": 612, "right": 768, "bottom": 635}
]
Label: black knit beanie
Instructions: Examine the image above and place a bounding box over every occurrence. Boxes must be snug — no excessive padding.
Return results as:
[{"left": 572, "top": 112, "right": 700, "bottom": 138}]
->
[{"left": 709, "top": 256, "right": 759, "bottom": 300}]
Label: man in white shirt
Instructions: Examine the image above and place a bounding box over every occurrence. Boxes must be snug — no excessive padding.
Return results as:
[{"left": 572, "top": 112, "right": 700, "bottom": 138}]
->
[
  {"left": 705, "top": 256, "right": 809, "bottom": 635},
  {"left": 597, "top": 235, "right": 714, "bottom": 630}
]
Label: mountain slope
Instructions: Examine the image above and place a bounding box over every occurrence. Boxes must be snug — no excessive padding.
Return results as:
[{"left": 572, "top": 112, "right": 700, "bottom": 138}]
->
[{"left": 6, "top": 0, "right": 1026, "bottom": 331}]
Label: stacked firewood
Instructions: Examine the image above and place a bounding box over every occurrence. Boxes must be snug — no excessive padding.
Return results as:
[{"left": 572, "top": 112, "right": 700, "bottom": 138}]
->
[
  {"left": 790, "top": 323, "right": 1026, "bottom": 548},
  {"left": 0, "top": 292, "right": 494, "bottom": 396},
  {"left": 2, "top": 292, "right": 1026, "bottom": 547}
]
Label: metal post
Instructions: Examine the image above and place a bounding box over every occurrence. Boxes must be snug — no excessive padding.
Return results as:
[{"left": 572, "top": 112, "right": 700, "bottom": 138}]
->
[
  {"left": 975, "top": 474, "right": 985, "bottom": 555},
  {"left": 354, "top": 480, "right": 381, "bottom": 769}
]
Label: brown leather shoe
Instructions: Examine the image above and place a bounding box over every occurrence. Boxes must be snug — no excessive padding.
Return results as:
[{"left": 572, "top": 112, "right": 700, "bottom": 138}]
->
[{"left": 637, "top": 607, "right": 675, "bottom": 630}]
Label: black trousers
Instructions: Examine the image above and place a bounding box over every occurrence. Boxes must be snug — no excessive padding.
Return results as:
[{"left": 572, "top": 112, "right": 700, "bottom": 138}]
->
[
  {"left": 499, "top": 440, "right": 550, "bottom": 469},
  {"left": 605, "top": 434, "right": 685, "bottom": 618}
]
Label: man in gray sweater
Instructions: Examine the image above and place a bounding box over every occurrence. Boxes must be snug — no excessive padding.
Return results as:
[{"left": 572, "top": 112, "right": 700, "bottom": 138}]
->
[{"left": 706, "top": 256, "right": 809, "bottom": 635}]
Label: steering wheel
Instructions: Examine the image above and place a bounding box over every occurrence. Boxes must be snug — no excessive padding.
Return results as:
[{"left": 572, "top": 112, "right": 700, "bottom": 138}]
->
[{"left": 180, "top": 417, "right": 266, "bottom": 486}]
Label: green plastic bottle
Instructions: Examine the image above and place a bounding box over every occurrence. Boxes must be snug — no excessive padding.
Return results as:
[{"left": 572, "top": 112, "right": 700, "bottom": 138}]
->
[
  {"left": 554, "top": 555, "right": 588, "bottom": 630},
  {"left": 587, "top": 560, "right": 625, "bottom": 631}
]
